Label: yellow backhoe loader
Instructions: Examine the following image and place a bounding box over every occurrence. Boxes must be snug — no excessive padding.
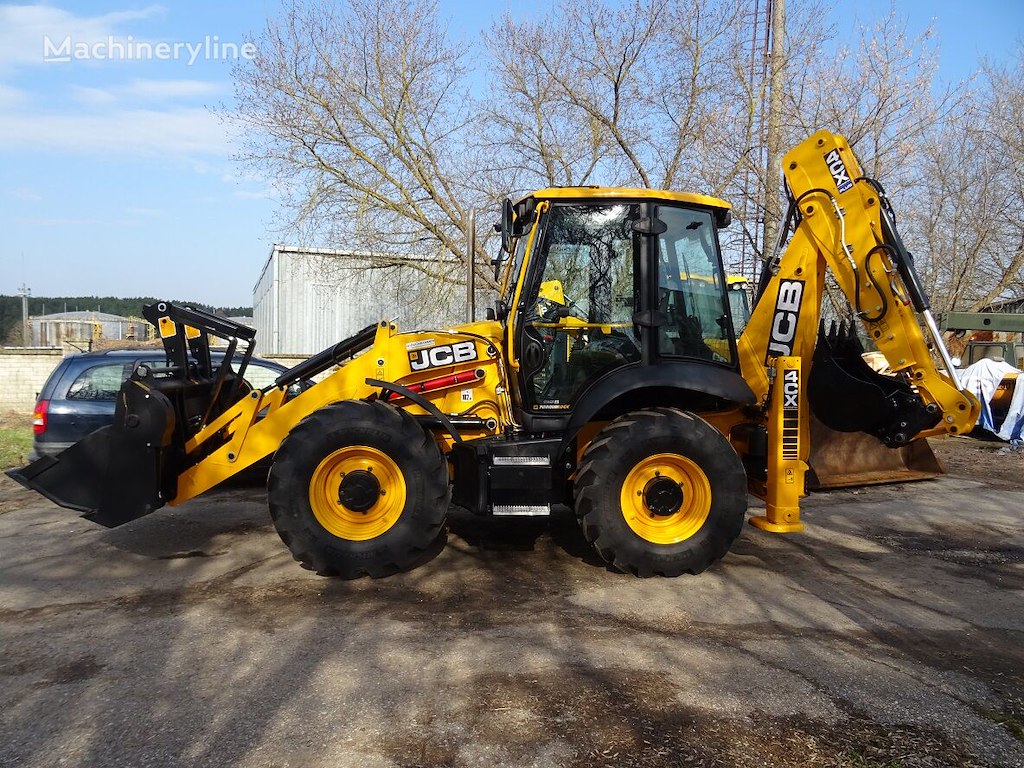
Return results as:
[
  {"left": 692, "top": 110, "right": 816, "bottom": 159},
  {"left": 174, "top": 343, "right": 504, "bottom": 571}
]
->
[{"left": 9, "top": 131, "right": 979, "bottom": 577}]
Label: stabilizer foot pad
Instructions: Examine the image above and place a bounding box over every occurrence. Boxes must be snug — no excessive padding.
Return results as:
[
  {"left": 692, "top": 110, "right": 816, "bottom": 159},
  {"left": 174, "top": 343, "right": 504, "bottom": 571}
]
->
[{"left": 748, "top": 515, "right": 805, "bottom": 533}]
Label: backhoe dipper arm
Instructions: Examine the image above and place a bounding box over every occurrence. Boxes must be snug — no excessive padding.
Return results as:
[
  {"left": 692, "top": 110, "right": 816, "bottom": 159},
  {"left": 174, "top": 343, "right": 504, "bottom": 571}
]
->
[
  {"left": 740, "top": 130, "right": 978, "bottom": 435},
  {"left": 737, "top": 130, "right": 979, "bottom": 529}
]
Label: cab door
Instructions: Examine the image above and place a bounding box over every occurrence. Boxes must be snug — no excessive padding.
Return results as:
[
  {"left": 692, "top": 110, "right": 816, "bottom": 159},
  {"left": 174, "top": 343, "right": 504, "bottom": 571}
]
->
[{"left": 516, "top": 202, "right": 642, "bottom": 414}]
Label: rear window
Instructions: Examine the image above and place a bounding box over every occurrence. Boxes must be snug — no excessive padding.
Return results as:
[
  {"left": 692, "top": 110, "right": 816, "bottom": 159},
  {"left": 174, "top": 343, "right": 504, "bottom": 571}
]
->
[
  {"left": 66, "top": 363, "right": 129, "bottom": 401},
  {"left": 241, "top": 361, "right": 282, "bottom": 389}
]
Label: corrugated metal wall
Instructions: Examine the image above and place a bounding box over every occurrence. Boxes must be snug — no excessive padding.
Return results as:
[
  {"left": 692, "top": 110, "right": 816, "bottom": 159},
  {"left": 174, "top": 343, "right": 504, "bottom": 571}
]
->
[{"left": 253, "top": 246, "right": 471, "bottom": 356}]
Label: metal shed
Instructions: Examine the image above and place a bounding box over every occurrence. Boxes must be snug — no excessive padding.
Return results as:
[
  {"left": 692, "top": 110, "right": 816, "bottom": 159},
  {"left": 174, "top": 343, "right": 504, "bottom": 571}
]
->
[
  {"left": 252, "top": 245, "right": 466, "bottom": 356},
  {"left": 30, "top": 310, "right": 151, "bottom": 348}
]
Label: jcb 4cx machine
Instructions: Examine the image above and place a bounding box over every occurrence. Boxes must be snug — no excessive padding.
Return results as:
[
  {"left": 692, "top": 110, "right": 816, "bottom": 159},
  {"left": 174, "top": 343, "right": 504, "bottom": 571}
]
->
[{"left": 10, "top": 131, "right": 979, "bottom": 577}]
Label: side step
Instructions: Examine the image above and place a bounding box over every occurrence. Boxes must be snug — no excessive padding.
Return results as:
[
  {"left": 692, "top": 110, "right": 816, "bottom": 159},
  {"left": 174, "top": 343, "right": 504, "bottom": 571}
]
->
[{"left": 492, "top": 505, "right": 552, "bottom": 516}]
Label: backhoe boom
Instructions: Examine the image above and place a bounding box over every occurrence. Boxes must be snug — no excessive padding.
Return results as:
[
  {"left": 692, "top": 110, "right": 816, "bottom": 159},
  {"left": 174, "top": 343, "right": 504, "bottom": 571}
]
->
[{"left": 740, "top": 130, "right": 979, "bottom": 529}]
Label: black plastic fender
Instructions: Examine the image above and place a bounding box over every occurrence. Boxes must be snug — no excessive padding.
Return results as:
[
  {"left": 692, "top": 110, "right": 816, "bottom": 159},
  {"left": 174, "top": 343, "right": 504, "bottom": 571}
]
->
[{"left": 558, "top": 361, "right": 755, "bottom": 456}]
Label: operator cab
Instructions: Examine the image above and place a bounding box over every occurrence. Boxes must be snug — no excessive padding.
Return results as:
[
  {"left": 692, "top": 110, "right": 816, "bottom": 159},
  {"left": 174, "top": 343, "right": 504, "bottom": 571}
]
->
[{"left": 494, "top": 188, "right": 749, "bottom": 427}]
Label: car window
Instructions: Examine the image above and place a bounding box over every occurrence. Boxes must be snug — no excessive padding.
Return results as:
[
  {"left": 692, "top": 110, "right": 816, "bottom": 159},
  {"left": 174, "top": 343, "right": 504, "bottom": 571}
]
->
[
  {"left": 242, "top": 362, "right": 281, "bottom": 389},
  {"left": 66, "top": 363, "right": 129, "bottom": 401}
]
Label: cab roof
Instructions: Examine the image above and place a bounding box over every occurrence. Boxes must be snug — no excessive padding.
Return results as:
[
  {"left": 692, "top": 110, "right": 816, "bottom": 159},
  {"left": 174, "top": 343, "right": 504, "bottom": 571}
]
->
[{"left": 525, "top": 186, "right": 732, "bottom": 212}]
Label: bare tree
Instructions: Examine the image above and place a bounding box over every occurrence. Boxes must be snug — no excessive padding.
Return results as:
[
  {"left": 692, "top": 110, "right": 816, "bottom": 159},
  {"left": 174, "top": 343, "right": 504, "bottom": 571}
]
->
[
  {"left": 232, "top": 0, "right": 1021, "bottom": 321},
  {"left": 911, "top": 48, "right": 1024, "bottom": 312},
  {"left": 486, "top": 0, "right": 755, "bottom": 194},
  {"left": 232, "top": 0, "right": 495, "bottom": 294}
]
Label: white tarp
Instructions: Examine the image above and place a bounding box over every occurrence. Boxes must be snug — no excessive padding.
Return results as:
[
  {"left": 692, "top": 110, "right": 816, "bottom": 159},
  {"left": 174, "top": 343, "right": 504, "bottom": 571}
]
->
[
  {"left": 957, "top": 357, "right": 1020, "bottom": 436},
  {"left": 997, "top": 372, "right": 1024, "bottom": 442}
]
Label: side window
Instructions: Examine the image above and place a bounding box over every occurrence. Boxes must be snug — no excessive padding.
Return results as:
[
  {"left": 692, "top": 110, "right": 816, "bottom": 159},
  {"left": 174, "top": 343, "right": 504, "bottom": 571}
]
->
[
  {"left": 65, "top": 363, "right": 129, "bottom": 401},
  {"left": 242, "top": 362, "right": 280, "bottom": 390},
  {"left": 655, "top": 206, "right": 733, "bottom": 364}
]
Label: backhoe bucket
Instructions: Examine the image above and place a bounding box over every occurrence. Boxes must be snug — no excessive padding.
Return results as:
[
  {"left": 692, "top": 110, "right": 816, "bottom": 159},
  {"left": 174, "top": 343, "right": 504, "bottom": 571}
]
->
[
  {"left": 806, "top": 414, "right": 943, "bottom": 489},
  {"left": 809, "top": 321, "right": 940, "bottom": 447},
  {"left": 6, "top": 380, "right": 176, "bottom": 527},
  {"left": 805, "top": 321, "right": 944, "bottom": 487}
]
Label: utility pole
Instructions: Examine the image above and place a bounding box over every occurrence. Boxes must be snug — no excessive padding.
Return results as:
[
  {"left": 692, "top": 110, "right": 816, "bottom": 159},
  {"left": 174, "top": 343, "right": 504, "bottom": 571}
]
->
[
  {"left": 18, "top": 282, "right": 31, "bottom": 347},
  {"left": 762, "top": 0, "right": 786, "bottom": 262},
  {"left": 465, "top": 209, "right": 476, "bottom": 323}
]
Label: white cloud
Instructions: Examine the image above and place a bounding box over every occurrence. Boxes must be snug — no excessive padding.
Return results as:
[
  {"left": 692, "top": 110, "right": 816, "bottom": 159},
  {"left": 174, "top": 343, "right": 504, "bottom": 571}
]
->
[
  {"left": 121, "top": 78, "right": 222, "bottom": 101},
  {"left": 0, "top": 107, "right": 234, "bottom": 157},
  {"left": 70, "top": 85, "right": 118, "bottom": 106},
  {"left": 0, "top": 82, "right": 28, "bottom": 107},
  {"left": 69, "top": 78, "right": 222, "bottom": 107},
  {"left": 0, "top": 4, "right": 165, "bottom": 71},
  {"left": 10, "top": 187, "right": 42, "bottom": 201}
]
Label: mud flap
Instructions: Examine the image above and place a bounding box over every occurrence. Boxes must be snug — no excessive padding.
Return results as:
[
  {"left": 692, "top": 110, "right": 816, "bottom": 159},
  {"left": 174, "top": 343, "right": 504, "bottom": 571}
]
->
[{"left": 5, "top": 381, "right": 177, "bottom": 527}]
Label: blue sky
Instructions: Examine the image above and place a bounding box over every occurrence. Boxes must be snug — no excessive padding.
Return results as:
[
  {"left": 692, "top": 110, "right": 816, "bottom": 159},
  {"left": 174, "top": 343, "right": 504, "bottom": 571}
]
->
[{"left": 0, "top": 0, "right": 1021, "bottom": 307}]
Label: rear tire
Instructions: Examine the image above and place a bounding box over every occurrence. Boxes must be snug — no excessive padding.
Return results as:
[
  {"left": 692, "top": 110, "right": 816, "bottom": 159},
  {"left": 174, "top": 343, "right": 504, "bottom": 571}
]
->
[
  {"left": 268, "top": 400, "right": 449, "bottom": 578},
  {"left": 575, "top": 408, "right": 747, "bottom": 576}
]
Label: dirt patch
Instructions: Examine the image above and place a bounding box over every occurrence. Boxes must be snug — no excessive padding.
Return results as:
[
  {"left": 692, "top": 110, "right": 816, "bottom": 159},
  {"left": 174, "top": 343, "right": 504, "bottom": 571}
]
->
[
  {"left": 0, "top": 412, "right": 31, "bottom": 429},
  {"left": 376, "top": 669, "right": 983, "bottom": 768},
  {"left": 0, "top": 473, "right": 37, "bottom": 515},
  {"left": 929, "top": 436, "right": 1024, "bottom": 491},
  {"left": 37, "top": 656, "right": 106, "bottom": 687}
]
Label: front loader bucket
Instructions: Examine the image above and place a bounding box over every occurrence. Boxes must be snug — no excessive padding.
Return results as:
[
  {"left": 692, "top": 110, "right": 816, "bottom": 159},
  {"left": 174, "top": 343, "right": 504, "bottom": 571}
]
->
[
  {"left": 806, "top": 412, "right": 943, "bottom": 489},
  {"left": 6, "top": 380, "right": 177, "bottom": 527}
]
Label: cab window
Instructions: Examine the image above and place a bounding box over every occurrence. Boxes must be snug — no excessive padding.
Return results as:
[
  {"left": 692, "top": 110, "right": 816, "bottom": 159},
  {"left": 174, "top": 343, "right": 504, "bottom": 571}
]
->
[
  {"left": 520, "top": 203, "right": 640, "bottom": 408},
  {"left": 655, "top": 206, "right": 733, "bottom": 364}
]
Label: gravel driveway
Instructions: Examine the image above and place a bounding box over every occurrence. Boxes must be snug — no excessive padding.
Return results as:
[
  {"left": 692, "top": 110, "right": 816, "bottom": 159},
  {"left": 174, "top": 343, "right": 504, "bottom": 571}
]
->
[{"left": 1, "top": 456, "right": 1022, "bottom": 767}]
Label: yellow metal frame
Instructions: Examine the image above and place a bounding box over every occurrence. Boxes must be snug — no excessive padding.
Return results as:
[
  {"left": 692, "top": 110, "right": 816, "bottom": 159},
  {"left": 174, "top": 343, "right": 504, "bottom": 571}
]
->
[
  {"left": 736, "top": 130, "right": 979, "bottom": 530},
  {"left": 748, "top": 356, "right": 806, "bottom": 533},
  {"left": 170, "top": 319, "right": 512, "bottom": 506}
]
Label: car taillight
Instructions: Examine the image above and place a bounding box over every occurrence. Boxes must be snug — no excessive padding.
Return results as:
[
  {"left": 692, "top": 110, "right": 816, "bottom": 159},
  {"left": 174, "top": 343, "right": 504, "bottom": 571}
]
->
[{"left": 33, "top": 399, "right": 49, "bottom": 436}]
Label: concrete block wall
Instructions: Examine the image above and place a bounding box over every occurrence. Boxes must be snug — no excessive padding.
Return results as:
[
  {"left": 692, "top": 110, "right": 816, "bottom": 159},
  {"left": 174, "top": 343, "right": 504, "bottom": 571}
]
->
[{"left": 0, "top": 349, "right": 64, "bottom": 414}]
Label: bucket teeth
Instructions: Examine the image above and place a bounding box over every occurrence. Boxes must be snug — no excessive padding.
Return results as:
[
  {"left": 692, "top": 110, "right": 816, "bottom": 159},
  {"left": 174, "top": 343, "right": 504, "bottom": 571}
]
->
[{"left": 809, "top": 319, "right": 938, "bottom": 445}]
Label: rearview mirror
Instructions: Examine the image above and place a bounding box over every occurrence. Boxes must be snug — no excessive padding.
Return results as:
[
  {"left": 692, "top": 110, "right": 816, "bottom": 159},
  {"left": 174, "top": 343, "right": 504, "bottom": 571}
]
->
[{"left": 499, "top": 198, "right": 514, "bottom": 254}]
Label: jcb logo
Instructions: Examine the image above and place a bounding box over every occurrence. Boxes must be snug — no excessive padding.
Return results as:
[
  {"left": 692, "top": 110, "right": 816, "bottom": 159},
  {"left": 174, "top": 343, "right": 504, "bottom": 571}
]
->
[
  {"left": 409, "top": 341, "right": 477, "bottom": 371},
  {"left": 783, "top": 368, "right": 799, "bottom": 409},
  {"left": 824, "top": 149, "right": 853, "bottom": 193},
  {"left": 766, "top": 279, "right": 804, "bottom": 362}
]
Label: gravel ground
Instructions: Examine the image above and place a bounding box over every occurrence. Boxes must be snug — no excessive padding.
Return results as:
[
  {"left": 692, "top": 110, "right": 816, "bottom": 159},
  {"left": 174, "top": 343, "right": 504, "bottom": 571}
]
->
[{"left": 0, "top": 437, "right": 1022, "bottom": 768}]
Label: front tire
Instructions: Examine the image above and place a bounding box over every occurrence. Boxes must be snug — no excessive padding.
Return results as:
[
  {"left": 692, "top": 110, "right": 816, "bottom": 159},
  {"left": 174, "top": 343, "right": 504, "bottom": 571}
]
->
[
  {"left": 575, "top": 408, "right": 747, "bottom": 576},
  {"left": 268, "top": 400, "right": 449, "bottom": 578}
]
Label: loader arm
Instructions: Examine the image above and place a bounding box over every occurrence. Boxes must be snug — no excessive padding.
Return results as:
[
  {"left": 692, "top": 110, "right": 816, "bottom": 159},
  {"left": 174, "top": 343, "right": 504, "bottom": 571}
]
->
[{"left": 737, "top": 130, "right": 979, "bottom": 529}]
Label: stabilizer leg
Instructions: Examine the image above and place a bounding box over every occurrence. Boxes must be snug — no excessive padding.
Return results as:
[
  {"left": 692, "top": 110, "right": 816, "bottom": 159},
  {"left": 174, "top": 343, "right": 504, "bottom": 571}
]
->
[{"left": 749, "top": 356, "right": 806, "bottom": 533}]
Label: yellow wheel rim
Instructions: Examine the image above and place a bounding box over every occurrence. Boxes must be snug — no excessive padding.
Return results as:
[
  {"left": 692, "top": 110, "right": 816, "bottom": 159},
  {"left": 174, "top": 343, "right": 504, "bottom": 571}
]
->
[
  {"left": 308, "top": 445, "right": 407, "bottom": 541},
  {"left": 619, "top": 453, "right": 711, "bottom": 544}
]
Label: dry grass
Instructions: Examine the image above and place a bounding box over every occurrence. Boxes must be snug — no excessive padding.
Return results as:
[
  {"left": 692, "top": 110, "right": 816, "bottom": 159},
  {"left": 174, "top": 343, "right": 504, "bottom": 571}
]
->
[{"left": 0, "top": 412, "right": 32, "bottom": 469}]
